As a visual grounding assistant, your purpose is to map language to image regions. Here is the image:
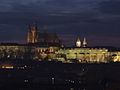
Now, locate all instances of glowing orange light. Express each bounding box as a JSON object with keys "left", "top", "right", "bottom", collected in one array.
[{"left": 2, "top": 65, "right": 14, "bottom": 69}]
